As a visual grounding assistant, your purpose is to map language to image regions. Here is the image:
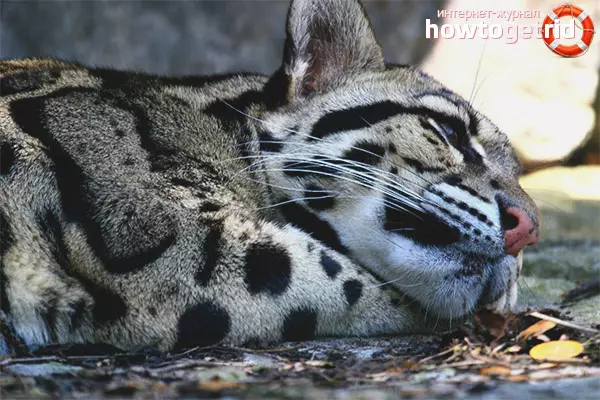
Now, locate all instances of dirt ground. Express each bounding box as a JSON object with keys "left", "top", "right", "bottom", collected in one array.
[{"left": 1, "top": 306, "right": 599, "bottom": 399}]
